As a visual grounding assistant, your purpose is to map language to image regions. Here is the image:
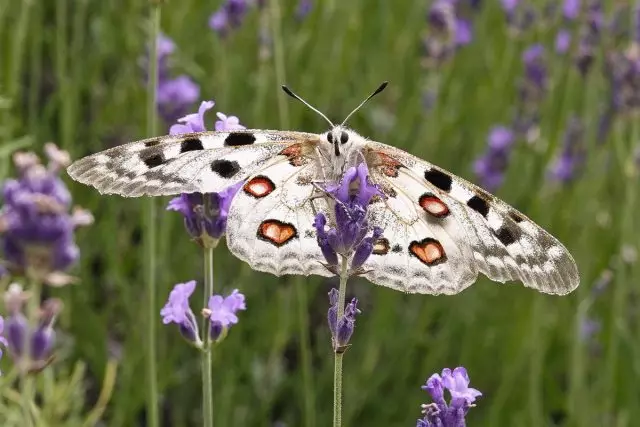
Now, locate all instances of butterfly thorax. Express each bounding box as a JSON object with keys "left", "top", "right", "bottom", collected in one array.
[{"left": 319, "top": 126, "right": 368, "bottom": 180}]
